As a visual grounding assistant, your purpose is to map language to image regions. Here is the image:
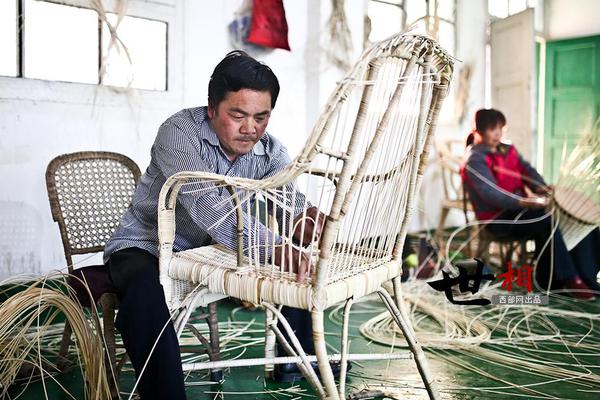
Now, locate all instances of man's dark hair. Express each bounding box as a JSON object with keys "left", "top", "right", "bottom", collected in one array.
[{"left": 208, "top": 50, "right": 280, "bottom": 109}]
